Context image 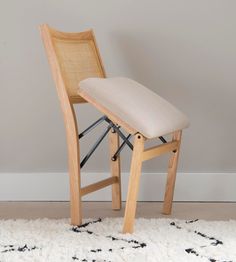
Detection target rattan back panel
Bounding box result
[53,38,104,101]
[53,37,105,102]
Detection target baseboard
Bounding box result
[0,172,235,201]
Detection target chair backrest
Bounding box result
[40,24,106,104]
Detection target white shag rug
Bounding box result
[0,218,235,262]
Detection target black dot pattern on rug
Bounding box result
[1,218,233,262]
[0,244,38,253]
[170,219,233,262]
[72,256,110,262]
[71,218,147,261]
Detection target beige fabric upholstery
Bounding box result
[79,77,189,139]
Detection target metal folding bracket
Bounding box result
[159,136,176,153]
[111,134,132,161]
[78,116,173,168]
[78,116,133,168]
[159,136,167,144]
[105,118,133,150]
[80,123,112,168]
[79,115,107,139]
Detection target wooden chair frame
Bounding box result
[40,24,182,233]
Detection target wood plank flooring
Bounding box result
[0,202,235,220]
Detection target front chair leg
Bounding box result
[67,135,82,226]
[123,134,144,234]
[163,130,182,215]
[109,129,122,210]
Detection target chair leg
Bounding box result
[162,130,182,215]
[67,136,82,226]
[123,134,144,234]
[109,129,121,210]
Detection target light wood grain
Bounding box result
[81,177,118,196]
[40,24,186,233]
[163,131,182,215]
[40,24,83,225]
[142,140,179,161]
[109,130,122,210]
[123,134,145,233]
[39,24,107,226]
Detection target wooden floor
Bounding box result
[0,202,236,220]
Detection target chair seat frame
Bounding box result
[79,115,171,169]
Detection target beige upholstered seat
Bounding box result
[79,77,189,139]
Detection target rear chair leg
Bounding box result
[109,129,122,210]
[162,130,182,215]
[123,134,144,234]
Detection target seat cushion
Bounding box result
[78,77,189,139]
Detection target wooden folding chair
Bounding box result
[40,24,189,233]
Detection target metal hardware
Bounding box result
[159,136,167,143]
[79,115,106,139]
[79,114,176,168]
[111,134,132,161]
[112,126,133,150]
[79,116,134,168]
[159,136,176,153]
[80,124,112,168]
[105,118,133,150]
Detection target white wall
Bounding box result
[0,0,236,200]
